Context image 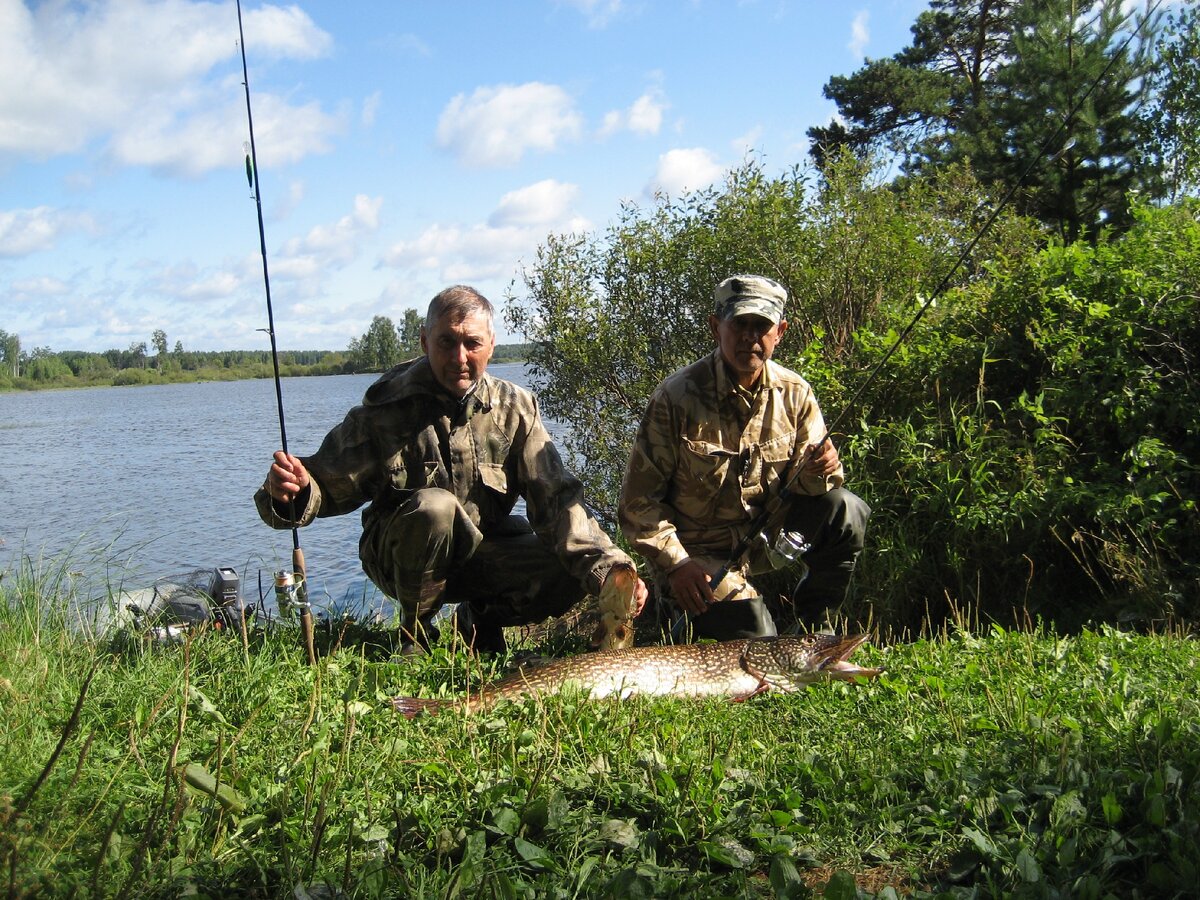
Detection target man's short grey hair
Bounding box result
[426,285,494,334]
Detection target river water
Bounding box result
[0,363,545,617]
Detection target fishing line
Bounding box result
[236,0,315,662]
[702,0,1166,601]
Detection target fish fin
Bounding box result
[390,696,448,719]
[730,680,772,703]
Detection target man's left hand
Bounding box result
[631,575,649,617]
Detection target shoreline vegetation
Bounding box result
[0,343,532,393]
[1,559,1197,897]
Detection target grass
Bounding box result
[1,560,1198,898]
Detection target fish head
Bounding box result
[746,633,883,691]
[592,562,639,651]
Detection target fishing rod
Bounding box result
[236,0,316,664]
[701,0,1164,603]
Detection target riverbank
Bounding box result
[0,346,530,392]
[2,566,1197,897]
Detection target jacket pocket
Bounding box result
[479,462,509,496]
[678,438,736,519]
[743,430,797,499]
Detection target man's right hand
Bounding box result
[668,559,716,615]
[264,450,310,503]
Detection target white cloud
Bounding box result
[108,94,340,178]
[0,0,335,170]
[556,0,624,28]
[9,275,70,296]
[362,91,382,127]
[436,83,583,167]
[488,180,580,228]
[732,127,764,158]
[244,4,333,59]
[277,193,382,273]
[0,206,97,257]
[645,148,725,198]
[145,262,244,302]
[600,89,666,137]
[271,180,307,222]
[849,11,870,58]
[381,182,590,285]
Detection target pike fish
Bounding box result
[391,632,882,718]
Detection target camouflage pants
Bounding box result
[359,487,584,641]
[665,487,871,640]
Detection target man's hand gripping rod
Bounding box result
[704,435,828,597]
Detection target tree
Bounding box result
[151,329,168,372]
[348,315,403,372]
[150,328,169,374]
[127,342,148,369]
[0,330,19,377]
[809,0,1016,169]
[809,0,1162,239]
[1143,3,1200,201]
[399,309,423,358]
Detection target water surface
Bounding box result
[0,363,540,615]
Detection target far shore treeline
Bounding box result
[0,327,531,390]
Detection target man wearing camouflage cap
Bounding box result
[619,274,870,639]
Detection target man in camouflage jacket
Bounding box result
[257,285,646,653]
[619,275,870,639]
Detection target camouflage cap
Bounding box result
[713,275,787,324]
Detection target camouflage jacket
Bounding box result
[254,357,630,594]
[619,349,844,575]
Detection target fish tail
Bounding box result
[390,696,453,719]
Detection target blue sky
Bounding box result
[0,0,930,352]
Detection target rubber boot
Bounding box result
[790,564,853,633]
[454,602,507,654]
[398,578,446,655]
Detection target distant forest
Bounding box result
[0,327,531,392]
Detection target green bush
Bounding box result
[507,155,1034,531]
[848,200,1199,629]
[111,368,155,386]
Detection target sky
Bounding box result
[0,0,931,353]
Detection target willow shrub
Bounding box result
[845,199,1199,630]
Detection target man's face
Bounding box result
[421,309,495,397]
[709,312,788,388]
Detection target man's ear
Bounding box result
[708,314,721,340]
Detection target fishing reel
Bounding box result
[760,529,811,571]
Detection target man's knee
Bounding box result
[831,489,871,552]
[402,487,463,535]
[360,488,479,594]
[786,488,870,558]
